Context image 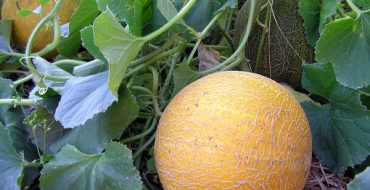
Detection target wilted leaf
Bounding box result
[198,44,220,71]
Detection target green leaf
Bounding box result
[40,142,142,190]
[23,108,65,154]
[55,71,116,128]
[172,63,200,96]
[0,20,12,63]
[216,0,237,13]
[184,0,228,31]
[96,0,150,36]
[58,0,100,57]
[348,167,370,190]
[80,26,107,63]
[40,0,50,7]
[0,125,39,190]
[93,10,145,97]
[0,125,24,190]
[51,85,138,154]
[354,0,370,9]
[298,0,337,47]
[17,9,33,17]
[302,63,370,174]
[316,13,370,89]
[33,57,73,94]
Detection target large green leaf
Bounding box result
[93,10,145,97]
[55,71,116,128]
[96,0,151,36]
[80,26,107,63]
[302,63,370,174]
[58,0,100,56]
[315,13,370,89]
[348,167,370,190]
[0,125,38,190]
[40,142,142,190]
[298,0,337,47]
[51,86,138,154]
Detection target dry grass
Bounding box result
[304,158,351,190]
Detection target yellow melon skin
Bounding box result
[154,71,312,190]
[1,0,79,55]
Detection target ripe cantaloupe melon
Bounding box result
[154,71,312,189]
[1,0,79,55]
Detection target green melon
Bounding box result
[234,0,314,87]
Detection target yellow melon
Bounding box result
[154,71,312,189]
[1,0,79,55]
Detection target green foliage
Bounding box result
[298,0,337,46]
[93,10,145,97]
[302,63,370,174]
[316,13,370,89]
[58,0,100,56]
[1,0,369,189]
[54,71,116,128]
[51,85,138,154]
[40,142,142,190]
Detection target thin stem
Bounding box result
[0,50,26,58]
[346,0,362,17]
[124,47,180,79]
[186,43,229,50]
[148,66,162,117]
[25,0,65,78]
[23,162,43,168]
[216,23,235,51]
[53,59,87,66]
[36,18,61,56]
[143,0,198,41]
[13,74,34,86]
[133,132,156,159]
[255,3,271,73]
[131,37,175,67]
[187,13,222,65]
[159,52,180,103]
[0,98,38,106]
[121,117,158,144]
[200,0,259,75]
[32,128,44,165]
[130,86,162,116]
[1,70,28,74]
